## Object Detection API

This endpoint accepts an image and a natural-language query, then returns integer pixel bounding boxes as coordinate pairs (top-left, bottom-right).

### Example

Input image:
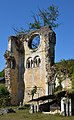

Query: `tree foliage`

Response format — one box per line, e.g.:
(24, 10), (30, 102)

(29, 5), (59, 30)
(0, 84), (9, 97)
(55, 59), (74, 78)
(71, 68), (74, 89)
(0, 69), (4, 77)
(0, 84), (10, 106)
(13, 4), (59, 34)
(55, 59), (74, 89)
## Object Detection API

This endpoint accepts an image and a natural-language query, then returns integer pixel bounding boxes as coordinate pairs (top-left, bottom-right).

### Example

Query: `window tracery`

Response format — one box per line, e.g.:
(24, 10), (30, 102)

(26, 56), (41, 69)
(34, 56), (41, 67)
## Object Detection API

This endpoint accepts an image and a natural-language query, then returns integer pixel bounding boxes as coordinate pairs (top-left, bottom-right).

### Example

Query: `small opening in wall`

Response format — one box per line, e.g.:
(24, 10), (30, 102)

(26, 57), (33, 68)
(38, 58), (41, 66)
(6, 58), (16, 69)
(11, 59), (16, 69)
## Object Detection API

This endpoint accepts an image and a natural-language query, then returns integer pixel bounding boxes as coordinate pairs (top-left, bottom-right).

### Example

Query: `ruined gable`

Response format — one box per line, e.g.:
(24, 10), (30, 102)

(4, 26), (56, 105)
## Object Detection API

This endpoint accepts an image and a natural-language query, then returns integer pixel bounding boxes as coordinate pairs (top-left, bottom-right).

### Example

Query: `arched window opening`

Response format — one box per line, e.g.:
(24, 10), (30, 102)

(6, 58), (16, 69)
(26, 57), (33, 69)
(26, 56), (41, 69)
(34, 56), (41, 67)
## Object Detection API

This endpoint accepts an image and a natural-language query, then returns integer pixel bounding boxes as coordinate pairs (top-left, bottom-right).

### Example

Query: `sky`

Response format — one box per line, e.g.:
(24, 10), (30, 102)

(0, 0), (74, 71)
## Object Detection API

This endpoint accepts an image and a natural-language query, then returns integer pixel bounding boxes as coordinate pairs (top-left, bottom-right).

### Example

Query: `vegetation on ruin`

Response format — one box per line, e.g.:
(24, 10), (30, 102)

(14, 4), (59, 34)
(29, 4), (59, 30)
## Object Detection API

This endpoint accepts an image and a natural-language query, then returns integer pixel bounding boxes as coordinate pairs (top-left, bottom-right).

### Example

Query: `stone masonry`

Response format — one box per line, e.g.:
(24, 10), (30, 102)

(4, 26), (56, 105)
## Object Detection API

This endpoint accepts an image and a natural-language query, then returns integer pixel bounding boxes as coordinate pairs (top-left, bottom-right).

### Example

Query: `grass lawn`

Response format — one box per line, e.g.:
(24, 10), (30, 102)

(0, 108), (74, 120)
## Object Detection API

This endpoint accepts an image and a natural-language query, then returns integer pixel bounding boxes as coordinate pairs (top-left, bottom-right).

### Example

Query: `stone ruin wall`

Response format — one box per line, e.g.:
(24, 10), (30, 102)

(23, 26), (56, 103)
(4, 26), (56, 105)
(4, 36), (24, 105)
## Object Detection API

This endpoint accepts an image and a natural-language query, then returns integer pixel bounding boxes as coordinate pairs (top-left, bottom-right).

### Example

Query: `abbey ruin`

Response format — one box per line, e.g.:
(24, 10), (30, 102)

(4, 26), (56, 105)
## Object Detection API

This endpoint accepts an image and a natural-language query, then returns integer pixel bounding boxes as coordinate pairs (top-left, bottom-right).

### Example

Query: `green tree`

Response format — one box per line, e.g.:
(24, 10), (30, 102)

(55, 59), (74, 92)
(14, 4), (59, 34)
(55, 59), (74, 78)
(72, 68), (74, 89)
(29, 5), (59, 30)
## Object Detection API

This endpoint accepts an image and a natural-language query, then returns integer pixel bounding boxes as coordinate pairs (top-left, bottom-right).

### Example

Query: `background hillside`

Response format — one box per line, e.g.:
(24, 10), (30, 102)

(55, 59), (74, 78)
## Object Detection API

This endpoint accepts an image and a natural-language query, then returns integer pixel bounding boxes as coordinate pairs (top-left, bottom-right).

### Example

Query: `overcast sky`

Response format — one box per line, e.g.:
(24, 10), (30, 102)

(0, 0), (74, 71)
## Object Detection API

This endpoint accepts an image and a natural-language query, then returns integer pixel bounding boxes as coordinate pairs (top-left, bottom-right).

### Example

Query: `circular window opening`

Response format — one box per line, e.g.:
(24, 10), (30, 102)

(28, 35), (40, 49)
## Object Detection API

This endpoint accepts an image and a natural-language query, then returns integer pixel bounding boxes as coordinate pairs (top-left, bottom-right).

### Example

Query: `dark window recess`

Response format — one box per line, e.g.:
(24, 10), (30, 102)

(26, 58), (33, 68)
(6, 58), (16, 69)
(26, 56), (41, 69)
(38, 58), (41, 66)
(11, 59), (16, 69)
(34, 56), (41, 67)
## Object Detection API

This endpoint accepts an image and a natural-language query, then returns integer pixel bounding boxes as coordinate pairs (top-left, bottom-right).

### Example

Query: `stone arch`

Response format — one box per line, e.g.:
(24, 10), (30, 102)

(26, 57), (33, 68)
(34, 55), (41, 67)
